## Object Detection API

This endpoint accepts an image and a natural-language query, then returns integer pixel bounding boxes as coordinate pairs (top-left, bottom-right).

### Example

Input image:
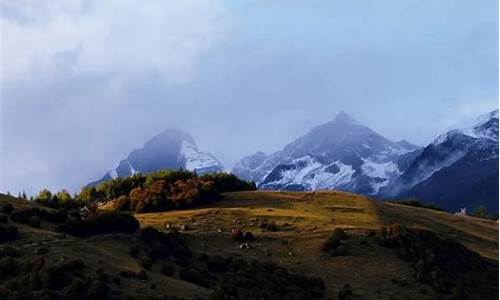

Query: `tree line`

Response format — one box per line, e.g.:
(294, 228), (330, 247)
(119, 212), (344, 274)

(33, 170), (256, 213)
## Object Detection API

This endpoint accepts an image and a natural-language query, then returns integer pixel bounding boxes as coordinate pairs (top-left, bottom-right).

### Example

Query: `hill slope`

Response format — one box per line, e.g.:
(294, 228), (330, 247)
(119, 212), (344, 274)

(1, 192), (498, 299)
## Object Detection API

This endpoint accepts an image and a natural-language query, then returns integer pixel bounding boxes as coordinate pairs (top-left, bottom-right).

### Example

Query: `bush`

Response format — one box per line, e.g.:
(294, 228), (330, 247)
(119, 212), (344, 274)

(26, 216), (41, 228)
(321, 228), (347, 252)
(1, 203), (13, 214)
(140, 257), (153, 270)
(205, 255), (230, 273)
(161, 264), (175, 276)
(138, 227), (191, 261)
(230, 229), (244, 242)
(179, 268), (208, 287)
(55, 212), (139, 237)
(258, 220), (278, 231)
(390, 199), (443, 211)
(378, 223), (490, 294)
(10, 208), (41, 226)
(41, 209), (68, 223)
(212, 260), (325, 299)
(86, 280), (108, 300)
(0, 245), (20, 257)
(129, 245), (140, 258)
(119, 270), (148, 281)
(36, 259), (86, 291)
(338, 283), (352, 299)
(0, 257), (18, 279)
(469, 205), (497, 220)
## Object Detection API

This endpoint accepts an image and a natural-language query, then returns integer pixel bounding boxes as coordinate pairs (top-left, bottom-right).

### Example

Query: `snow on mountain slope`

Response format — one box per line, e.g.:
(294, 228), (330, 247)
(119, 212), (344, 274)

(380, 109), (499, 212)
(235, 112), (420, 195)
(88, 128), (223, 187)
(259, 156), (355, 191)
(361, 158), (400, 179)
(179, 140), (223, 174)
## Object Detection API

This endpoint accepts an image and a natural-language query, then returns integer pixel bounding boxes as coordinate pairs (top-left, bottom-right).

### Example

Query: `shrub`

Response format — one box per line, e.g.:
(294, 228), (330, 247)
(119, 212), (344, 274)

(41, 209), (68, 223)
(146, 243), (169, 260)
(161, 264), (175, 276)
(86, 280), (108, 300)
(230, 229), (244, 242)
(129, 245), (140, 258)
(321, 228), (347, 252)
(179, 268), (208, 287)
(119, 270), (148, 281)
(113, 196), (130, 211)
(55, 212), (139, 237)
(10, 208), (41, 225)
(338, 283), (352, 299)
(378, 223), (489, 294)
(390, 199), (443, 211)
(140, 257), (153, 270)
(26, 216), (41, 228)
(205, 255), (230, 273)
(1, 203), (13, 214)
(212, 260), (325, 299)
(138, 227), (191, 260)
(0, 257), (18, 279)
(258, 220), (278, 231)
(469, 205), (497, 220)
(63, 277), (89, 297)
(34, 259), (86, 291)
(95, 268), (109, 282)
(242, 231), (254, 241)
(0, 245), (20, 257)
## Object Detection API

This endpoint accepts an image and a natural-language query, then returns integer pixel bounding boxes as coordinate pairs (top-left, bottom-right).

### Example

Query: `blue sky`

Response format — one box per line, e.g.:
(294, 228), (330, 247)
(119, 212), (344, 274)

(1, 0), (498, 194)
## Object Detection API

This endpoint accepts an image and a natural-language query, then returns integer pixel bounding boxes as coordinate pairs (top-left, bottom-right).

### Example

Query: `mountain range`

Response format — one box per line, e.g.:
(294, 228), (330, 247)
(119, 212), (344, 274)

(233, 110), (499, 212)
(89, 110), (498, 212)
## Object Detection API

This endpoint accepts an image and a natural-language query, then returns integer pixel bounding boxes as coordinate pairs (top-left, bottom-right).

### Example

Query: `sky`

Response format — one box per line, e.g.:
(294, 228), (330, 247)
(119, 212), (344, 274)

(1, 0), (498, 195)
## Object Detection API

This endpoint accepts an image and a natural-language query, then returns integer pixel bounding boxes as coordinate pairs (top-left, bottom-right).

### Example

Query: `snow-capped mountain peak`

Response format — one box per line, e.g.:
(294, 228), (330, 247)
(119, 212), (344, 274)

(234, 111), (420, 195)
(381, 109), (499, 212)
(433, 109), (499, 145)
(88, 128), (223, 187)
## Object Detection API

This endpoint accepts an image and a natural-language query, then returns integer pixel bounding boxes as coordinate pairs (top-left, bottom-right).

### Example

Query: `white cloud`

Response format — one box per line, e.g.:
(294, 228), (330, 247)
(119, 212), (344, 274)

(1, 0), (227, 83)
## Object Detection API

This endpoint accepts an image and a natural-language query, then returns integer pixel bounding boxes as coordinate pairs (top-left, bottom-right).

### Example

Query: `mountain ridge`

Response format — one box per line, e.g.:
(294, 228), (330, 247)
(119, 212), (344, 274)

(233, 109), (499, 212)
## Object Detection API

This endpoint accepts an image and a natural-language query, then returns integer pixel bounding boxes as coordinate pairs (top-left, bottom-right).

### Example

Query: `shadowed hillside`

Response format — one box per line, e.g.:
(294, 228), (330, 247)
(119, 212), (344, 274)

(0, 191), (497, 299)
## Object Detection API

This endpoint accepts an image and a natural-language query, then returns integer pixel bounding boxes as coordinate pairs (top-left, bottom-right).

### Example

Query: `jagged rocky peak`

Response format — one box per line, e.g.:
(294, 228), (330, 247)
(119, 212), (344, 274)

(235, 110), (420, 195)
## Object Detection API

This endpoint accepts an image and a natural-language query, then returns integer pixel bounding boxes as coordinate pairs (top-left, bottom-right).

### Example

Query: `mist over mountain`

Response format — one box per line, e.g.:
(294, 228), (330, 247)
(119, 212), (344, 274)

(88, 128), (223, 187)
(380, 109), (499, 212)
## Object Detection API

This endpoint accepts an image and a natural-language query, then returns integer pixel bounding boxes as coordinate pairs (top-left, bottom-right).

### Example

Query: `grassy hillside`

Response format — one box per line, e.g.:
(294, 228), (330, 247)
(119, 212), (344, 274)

(1, 191), (498, 299)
